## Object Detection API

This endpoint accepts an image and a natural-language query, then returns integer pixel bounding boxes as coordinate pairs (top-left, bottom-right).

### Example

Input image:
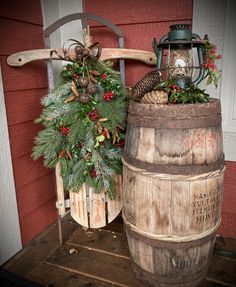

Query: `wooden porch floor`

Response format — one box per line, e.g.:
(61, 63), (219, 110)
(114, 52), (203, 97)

(2, 214), (236, 287)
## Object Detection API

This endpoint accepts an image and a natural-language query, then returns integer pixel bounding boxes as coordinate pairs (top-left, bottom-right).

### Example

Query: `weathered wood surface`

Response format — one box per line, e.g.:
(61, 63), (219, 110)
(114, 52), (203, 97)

(124, 99), (224, 172)
(122, 99), (226, 286)
(3, 214), (235, 287)
(70, 185), (89, 228)
(29, 263), (112, 287)
(7, 48), (156, 67)
(3, 214), (78, 277)
(89, 188), (106, 228)
(55, 163), (66, 216)
(69, 175), (123, 228)
(67, 227), (130, 259)
(107, 175), (123, 223)
(46, 244), (145, 287)
(126, 228), (216, 287)
(123, 164), (224, 237)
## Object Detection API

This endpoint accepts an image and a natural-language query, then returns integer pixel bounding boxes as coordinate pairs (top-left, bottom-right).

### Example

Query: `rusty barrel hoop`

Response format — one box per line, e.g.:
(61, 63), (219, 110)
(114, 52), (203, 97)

(122, 99), (225, 287)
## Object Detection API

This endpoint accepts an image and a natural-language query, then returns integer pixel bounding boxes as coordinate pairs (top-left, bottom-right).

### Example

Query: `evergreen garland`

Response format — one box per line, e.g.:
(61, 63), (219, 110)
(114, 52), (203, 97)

(32, 57), (127, 200)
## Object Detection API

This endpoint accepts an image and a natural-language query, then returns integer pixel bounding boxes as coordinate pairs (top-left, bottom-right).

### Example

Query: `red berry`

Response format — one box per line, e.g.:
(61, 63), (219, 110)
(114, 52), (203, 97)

(60, 126), (70, 136)
(104, 91), (114, 101)
(90, 168), (97, 177)
(87, 109), (99, 121)
(101, 74), (108, 80)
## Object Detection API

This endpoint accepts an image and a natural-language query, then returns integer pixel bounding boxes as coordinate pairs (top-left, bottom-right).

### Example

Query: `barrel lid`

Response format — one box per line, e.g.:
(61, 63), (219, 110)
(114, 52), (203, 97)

(128, 98), (221, 119)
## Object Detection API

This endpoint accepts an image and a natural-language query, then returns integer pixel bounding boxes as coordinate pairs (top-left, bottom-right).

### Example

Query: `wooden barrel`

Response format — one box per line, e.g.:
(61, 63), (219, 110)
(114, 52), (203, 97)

(122, 99), (225, 287)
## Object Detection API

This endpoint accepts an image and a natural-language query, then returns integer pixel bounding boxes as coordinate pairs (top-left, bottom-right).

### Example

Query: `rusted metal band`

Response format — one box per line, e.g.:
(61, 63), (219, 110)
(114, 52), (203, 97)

(128, 98), (221, 118)
(124, 219), (217, 249)
(123, 153), (225, 175)
(127, 113), (221, 128)
(131, 259), (208, 285)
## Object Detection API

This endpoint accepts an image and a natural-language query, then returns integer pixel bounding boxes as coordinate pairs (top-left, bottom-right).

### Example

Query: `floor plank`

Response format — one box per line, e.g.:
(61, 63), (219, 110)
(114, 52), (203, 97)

(46, 244), (146, 287)
(28, 263), (111, 287)
(3, 214), (236, 287)
(68, 227), (130, 259)
(4, 213), (78, 277)
(207, 254), (236, 286)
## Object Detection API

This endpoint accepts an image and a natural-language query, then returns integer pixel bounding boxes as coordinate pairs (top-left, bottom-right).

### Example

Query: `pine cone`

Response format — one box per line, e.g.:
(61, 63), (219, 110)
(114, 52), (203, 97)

(132, 70), (161, 100)
(141, 90), (168, 104)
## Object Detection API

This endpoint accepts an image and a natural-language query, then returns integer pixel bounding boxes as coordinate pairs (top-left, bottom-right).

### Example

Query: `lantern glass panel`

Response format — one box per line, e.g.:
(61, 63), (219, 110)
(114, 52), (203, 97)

(167, 44), (193, 82)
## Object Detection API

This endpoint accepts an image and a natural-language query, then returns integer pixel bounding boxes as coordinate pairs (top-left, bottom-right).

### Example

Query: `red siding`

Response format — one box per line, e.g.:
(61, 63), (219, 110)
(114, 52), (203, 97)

(219, 162), (236, 238)
(0, 1), (57, 245)
(85, 0), (236, 238)
(84, 0), (192, 86)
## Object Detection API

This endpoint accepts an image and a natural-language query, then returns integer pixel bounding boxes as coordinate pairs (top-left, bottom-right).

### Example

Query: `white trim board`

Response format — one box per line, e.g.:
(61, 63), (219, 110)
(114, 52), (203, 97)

(40, 0), (84, 84)
(193, 0), (236, 161)
(0, 65), (22, 264)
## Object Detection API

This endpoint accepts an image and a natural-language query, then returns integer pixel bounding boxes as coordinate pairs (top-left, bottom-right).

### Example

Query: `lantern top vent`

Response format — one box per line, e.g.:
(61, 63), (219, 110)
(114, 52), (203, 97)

(170, 24), (191, 31)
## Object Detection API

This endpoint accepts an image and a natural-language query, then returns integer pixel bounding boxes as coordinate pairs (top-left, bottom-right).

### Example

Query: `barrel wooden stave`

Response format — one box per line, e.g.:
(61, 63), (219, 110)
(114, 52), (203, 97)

(123, 99), (225, 286)
(124, 99), (224, 174)
(123, 164), (224, 237)
(126, 226), (216, 287)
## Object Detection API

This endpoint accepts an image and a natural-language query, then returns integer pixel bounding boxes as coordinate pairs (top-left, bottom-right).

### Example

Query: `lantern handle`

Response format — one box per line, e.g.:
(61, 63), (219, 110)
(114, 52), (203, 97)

(152, 35), (168, 70)
(192, 33), (206, 85)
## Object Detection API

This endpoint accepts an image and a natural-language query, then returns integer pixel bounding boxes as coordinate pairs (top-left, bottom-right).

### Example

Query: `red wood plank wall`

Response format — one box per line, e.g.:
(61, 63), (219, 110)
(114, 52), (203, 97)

(84, 0), (236, 238)
(0, 0), (57, 245)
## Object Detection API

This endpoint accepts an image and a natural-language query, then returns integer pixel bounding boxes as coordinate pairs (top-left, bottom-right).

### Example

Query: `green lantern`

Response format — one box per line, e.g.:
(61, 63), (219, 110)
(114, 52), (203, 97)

(153, 24), (207, 89)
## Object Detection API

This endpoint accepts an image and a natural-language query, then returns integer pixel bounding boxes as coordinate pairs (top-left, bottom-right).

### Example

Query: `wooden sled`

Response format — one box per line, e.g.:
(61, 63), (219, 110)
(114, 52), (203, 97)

(7, 12), (156, 243)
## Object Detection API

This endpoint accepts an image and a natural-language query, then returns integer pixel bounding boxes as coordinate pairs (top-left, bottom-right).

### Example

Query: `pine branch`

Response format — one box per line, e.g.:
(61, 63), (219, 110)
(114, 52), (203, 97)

(32, 127), (63, 163)
(41, 82), (71, 106)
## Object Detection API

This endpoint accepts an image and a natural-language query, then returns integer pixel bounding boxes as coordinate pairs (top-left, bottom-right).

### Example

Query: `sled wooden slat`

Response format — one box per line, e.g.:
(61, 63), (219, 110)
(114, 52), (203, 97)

(70, 185), (89, 228)
(7, 48), (156, 67)
(55, 162), (66, 216)
(89, 187), (106, 228)
(107, 175), (123, 223)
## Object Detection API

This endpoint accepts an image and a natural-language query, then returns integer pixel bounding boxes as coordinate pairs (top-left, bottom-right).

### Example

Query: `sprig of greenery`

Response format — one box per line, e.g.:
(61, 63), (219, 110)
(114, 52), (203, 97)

(203, 41), (222, 88)
(154, 79), (209, 104)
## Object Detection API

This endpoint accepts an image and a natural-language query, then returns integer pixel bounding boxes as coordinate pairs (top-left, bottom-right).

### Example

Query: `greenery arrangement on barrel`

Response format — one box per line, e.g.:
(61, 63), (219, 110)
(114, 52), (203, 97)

(32, 40), (127, 199)
(132, 27), (221, 105)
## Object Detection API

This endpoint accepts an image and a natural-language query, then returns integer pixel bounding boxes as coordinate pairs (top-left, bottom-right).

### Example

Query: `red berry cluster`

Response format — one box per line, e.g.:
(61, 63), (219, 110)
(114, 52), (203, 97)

(87, 109), (99, 121)
(171, 84), (181, 93)
(90, 168), (97, 177)
(101, 73), (107, 80)
(73, 73), (79, 79)
(203, 45), (221, 70)
(104, 91), (114, 101)
(203, 62), (217, 70)
(60, 126), (70, 136)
